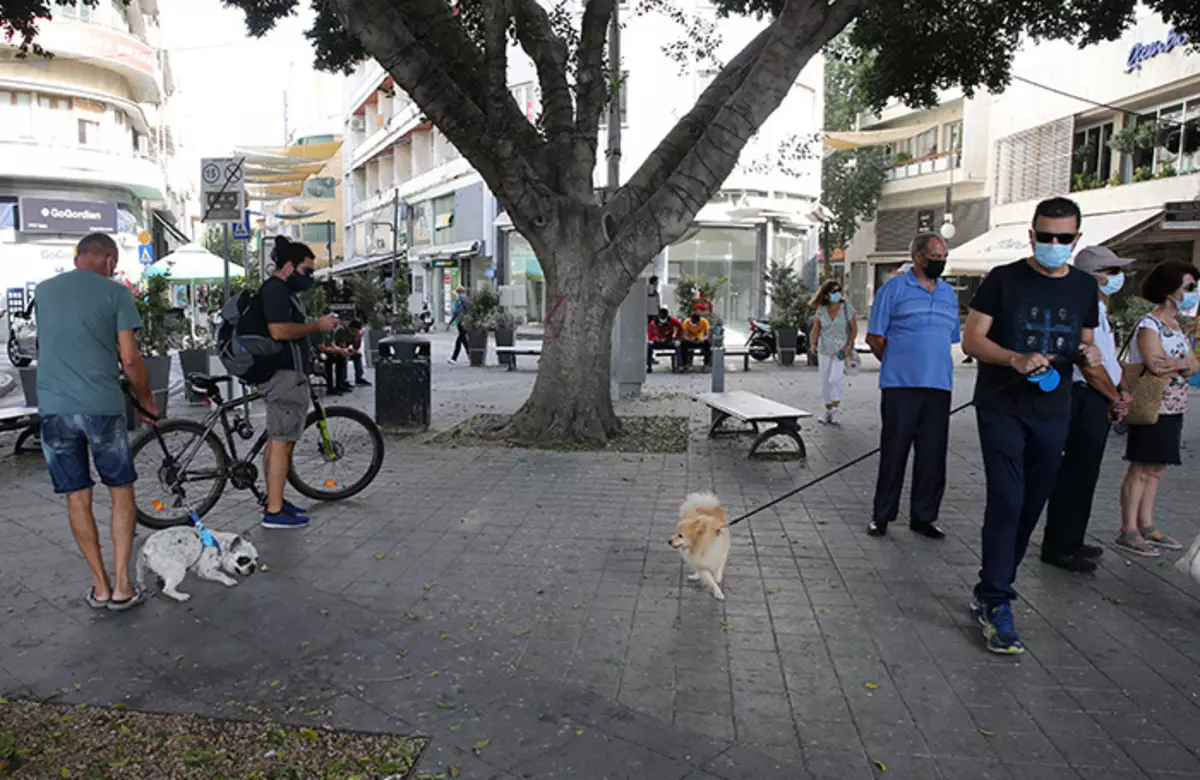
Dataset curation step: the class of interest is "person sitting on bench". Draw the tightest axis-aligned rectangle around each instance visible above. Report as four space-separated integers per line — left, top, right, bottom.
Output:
679 309 712 369
312 311 353 396
647 307 681 372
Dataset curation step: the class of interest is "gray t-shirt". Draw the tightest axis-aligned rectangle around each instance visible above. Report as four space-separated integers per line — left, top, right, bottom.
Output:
816 302 856 357
35 268 142 416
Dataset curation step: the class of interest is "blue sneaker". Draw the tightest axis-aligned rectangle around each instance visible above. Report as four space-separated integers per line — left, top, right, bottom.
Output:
260 497 308 519
262 509 309 529
980 603 1025 655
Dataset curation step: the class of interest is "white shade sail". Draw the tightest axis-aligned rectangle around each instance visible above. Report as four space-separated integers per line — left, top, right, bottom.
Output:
152 243 245 282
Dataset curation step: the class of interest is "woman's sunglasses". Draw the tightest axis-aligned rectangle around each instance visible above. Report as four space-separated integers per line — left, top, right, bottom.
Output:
1034 231 1077 244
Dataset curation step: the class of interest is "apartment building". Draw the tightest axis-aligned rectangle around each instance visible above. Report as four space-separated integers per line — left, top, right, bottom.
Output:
846 11 1200 309
0 0 190 309
337 1 825 327
275 131 345 269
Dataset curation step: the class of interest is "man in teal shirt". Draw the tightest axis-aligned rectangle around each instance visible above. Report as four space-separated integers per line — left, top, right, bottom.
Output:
36 233 157 611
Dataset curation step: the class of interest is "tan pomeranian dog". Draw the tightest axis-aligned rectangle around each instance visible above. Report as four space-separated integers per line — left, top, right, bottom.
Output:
668 492 732 600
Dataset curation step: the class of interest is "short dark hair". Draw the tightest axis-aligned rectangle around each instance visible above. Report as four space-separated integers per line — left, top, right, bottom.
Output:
272 235 315 267
649 275 659 285
1140 260 1200 304
1032 197 1082 230
909 231 945 259
76 232 118 258
349 319 362 329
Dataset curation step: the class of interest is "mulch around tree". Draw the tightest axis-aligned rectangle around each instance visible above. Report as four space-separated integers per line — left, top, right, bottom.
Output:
0 698 429 779
427 414 690 453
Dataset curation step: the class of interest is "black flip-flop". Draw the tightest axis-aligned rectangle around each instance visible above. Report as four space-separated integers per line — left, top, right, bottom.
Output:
84 588 110 610
106 587 146 612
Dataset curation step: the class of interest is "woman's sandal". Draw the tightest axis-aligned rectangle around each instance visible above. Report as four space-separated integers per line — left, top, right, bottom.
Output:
1140 525 1183 551
84 588 110 609
106 587 146 612
1113 530 1161 557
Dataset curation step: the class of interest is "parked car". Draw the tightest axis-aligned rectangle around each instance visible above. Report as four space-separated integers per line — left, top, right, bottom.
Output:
6 300 37 367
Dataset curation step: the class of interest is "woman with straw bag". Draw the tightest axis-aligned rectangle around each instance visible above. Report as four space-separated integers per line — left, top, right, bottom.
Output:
1115 261 1200 557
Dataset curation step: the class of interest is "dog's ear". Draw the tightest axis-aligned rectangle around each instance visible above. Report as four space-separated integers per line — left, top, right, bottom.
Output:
230 536 245 551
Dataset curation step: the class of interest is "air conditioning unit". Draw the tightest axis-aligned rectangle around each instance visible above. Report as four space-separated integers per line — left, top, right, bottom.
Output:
350 117 366 132
375 238 388 250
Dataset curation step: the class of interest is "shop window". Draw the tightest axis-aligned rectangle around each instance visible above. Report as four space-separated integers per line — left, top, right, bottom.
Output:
1182 102 1200 174
303 222 335 243
913 127 938 158
78 118 100 146
943 121 963 165
433 195 455 245
0 199 16 230
1156 104 1184 176
1070 122 1113 190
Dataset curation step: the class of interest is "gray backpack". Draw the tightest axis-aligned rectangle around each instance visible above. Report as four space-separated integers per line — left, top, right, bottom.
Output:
216 290 282 384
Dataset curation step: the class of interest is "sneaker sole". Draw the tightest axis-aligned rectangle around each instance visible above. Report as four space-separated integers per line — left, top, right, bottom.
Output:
986 640 1026 655
262 521 309 529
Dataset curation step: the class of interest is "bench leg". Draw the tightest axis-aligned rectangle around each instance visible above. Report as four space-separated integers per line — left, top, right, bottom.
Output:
748 420 807 461
743 354 750 372
14 423 40 455
708 412 760 439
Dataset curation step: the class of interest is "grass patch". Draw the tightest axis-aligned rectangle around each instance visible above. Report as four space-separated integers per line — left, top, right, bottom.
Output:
0 698 427 779
428 413 689 453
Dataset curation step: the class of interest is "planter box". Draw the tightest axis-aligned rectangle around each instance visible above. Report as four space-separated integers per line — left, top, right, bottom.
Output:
128 354 172 430
178 349 210 403
494 327 515 368
466 328 488 367
775 327 798 367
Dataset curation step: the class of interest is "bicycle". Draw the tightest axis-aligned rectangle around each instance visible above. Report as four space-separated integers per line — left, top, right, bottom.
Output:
130 372 385 529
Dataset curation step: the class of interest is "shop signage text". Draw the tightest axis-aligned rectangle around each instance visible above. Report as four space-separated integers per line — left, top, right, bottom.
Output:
18 197 118 234
1125 28 1190 73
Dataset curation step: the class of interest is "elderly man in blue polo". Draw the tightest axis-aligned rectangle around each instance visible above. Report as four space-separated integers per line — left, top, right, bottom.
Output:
865 232 960 540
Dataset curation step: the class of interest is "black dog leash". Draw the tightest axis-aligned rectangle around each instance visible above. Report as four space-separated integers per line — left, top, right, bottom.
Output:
726 355 1075 527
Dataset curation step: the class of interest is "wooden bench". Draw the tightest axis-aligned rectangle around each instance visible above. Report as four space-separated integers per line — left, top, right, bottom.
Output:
496 344 543 371
722 347 752 372
0 406 40 455
694 391 811 460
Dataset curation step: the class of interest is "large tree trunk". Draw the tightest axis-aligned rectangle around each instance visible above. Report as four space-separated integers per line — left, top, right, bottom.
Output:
496 239 630 446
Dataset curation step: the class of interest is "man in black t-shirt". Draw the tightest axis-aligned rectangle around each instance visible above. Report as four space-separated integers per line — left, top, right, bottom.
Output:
258 237 338 530
962 197 1101 656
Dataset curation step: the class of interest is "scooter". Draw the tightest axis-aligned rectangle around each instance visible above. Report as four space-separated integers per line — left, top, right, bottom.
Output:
746 318 776 362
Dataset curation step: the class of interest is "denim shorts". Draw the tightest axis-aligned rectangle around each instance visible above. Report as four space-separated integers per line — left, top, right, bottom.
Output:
40 414 137 494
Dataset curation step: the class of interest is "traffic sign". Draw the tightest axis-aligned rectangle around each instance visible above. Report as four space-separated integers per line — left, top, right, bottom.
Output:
137 230 151 245
232 209 252 241
138 244 154 265
200 157 246 222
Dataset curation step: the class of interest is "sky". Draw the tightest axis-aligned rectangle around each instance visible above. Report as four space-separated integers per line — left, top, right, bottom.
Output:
159 0 343 166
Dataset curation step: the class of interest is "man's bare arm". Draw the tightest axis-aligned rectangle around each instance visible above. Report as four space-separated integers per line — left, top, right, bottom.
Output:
866 334 886 361
118 329 157 420
963 310 1050 375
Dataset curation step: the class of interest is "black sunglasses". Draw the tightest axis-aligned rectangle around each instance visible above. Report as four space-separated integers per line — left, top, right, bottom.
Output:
1183 282 1198 293
1034 231 1077 244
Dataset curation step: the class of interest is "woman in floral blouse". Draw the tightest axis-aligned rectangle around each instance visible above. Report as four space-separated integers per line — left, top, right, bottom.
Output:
1116 261 1200 557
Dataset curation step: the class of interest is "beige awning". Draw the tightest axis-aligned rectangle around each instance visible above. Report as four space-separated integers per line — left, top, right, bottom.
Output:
824 122 938 151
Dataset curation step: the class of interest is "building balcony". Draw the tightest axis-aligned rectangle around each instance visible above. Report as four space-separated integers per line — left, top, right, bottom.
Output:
345 60 388 116
22 19 162 103
0 137 166 201
350 102 423 173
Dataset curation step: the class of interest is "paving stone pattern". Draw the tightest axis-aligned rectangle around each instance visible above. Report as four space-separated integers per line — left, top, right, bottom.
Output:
2 333 1199 779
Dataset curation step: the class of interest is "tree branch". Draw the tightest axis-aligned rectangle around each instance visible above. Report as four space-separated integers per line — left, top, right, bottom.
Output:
600 0 867 286
483 0 512 132
510 0 575 142
572 0 617 192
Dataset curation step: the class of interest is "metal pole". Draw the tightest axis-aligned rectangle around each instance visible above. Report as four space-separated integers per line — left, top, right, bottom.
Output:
605 2 621 194
327 219 334 264
391 190 400 311
711 345 725 425
223 222 231 300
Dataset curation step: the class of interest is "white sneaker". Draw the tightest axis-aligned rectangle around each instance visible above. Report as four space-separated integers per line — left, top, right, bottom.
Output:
447 358 457 365
830 408 842 425
819 409 832 424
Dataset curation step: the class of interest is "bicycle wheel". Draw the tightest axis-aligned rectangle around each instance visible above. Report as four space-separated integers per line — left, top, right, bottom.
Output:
131 419 229 529
288 405 384 501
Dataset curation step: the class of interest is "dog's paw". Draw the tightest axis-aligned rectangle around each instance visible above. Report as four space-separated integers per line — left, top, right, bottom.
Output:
713 589 725 601
687 573 700 582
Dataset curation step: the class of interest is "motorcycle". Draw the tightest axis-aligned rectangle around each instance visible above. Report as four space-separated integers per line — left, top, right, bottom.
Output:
746 317 810 363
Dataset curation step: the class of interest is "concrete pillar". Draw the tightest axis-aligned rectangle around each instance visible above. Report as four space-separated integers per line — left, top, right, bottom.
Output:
611 281 647 402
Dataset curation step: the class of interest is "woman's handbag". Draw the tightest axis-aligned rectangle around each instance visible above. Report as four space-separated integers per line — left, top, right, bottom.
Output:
1118 318 1169 426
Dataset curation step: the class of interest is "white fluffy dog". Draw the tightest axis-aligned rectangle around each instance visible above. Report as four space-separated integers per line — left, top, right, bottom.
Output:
668 492 732 600
136 526 259 602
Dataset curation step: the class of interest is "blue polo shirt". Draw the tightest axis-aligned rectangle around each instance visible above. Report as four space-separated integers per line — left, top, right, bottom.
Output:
868 271 960 391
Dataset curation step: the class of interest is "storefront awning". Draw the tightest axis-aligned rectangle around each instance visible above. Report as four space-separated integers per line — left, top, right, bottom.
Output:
413 240 480 260
314 252 402 279
946 208 1162 276
824 123 938 151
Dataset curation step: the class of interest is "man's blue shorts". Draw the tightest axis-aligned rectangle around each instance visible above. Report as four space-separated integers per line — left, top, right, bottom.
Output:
40 414 137 495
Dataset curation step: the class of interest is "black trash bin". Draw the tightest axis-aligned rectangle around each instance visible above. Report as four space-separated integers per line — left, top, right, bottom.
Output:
375 335 431 433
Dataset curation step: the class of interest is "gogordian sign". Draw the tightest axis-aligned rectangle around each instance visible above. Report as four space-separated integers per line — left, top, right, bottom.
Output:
18 197 118 235
1125 28 1190 73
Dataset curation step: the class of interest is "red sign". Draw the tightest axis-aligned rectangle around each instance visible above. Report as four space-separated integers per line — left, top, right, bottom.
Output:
36 20 156 78
832 248 846 262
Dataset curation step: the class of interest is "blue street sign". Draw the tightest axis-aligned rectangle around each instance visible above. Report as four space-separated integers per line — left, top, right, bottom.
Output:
138 244 154 265
484 267 496 279
231 209 252 241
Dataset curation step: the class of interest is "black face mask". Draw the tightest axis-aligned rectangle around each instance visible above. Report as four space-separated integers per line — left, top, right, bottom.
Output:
287 269 315 292
924 260 947 279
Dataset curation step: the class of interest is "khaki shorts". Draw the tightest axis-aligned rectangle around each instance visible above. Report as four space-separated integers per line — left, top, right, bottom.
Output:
258 370 309 442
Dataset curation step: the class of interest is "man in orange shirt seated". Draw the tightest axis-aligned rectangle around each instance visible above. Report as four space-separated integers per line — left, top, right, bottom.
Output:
679 309 712 369
647 307 681 373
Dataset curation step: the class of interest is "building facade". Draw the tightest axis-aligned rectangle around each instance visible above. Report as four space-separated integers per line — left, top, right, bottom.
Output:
0 0 189 311
277 132 344 269
337 1 825 329
846 11 1200 310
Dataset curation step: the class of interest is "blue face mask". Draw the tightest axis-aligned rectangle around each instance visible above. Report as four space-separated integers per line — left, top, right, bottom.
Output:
1099 272 1125 297
1034 242 1072 270
1181 290 1200 313
829 292 843 303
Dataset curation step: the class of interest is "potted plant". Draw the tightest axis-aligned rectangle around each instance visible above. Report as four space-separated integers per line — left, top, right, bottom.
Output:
491 309 521 368
179 329 214 403
130 274 182 426
764 261 810 366
463 285 500 366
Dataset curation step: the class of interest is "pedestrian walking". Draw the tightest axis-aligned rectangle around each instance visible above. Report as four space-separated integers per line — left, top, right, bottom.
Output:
35 233 158 611
809 280 856 424
1115 260 1200 557
865 232 958 540
1041 246 1132 573
962 197 1102 655
447 287 470 365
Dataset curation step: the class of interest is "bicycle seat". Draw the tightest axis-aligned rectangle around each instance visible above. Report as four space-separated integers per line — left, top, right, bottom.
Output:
187 373 232 394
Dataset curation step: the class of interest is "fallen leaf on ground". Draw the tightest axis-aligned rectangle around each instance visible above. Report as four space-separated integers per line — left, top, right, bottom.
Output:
576 729 584 735
319 609 329 616
469 621 478 631
978 728 995 737
768 587 782 594
450 768 462 778
427 671 439 678
376 553 386 560
299 641 311 648
436 702 457 710
873 759 886 772
864 682 879 689
407 613 420 621
719 620 729 631
439 633 449 640
472 738 490 754
449 723 461 731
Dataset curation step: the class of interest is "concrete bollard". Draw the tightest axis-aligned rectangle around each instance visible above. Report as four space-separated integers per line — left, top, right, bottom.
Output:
711 346 725 426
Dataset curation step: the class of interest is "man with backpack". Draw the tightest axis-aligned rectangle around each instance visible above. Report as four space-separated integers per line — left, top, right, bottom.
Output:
252 237 337 528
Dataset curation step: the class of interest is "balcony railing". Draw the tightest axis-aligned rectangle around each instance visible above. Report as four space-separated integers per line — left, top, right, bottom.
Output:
885 149 961 182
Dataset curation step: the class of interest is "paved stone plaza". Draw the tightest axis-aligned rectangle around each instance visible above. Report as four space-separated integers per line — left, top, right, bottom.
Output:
2 333 1199 779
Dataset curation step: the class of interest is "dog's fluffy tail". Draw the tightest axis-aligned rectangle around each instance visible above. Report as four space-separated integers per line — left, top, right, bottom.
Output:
681 491 725 522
